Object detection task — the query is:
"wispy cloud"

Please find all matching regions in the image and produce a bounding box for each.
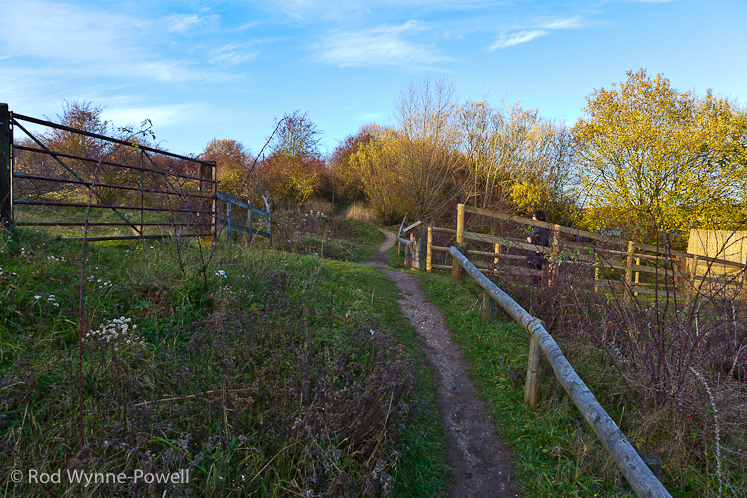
[489,30,548,51]
[209,44,259,65]
[0,0,243,84]
[487,14,588,51]
[311,20,455,68]
[543,16,585,30]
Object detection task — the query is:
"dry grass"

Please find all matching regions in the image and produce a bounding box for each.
[345,202,380,224]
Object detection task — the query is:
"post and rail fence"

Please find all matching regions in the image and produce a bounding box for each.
[409,203,747,303]
[450,247,672,498]
[216,190,272,246]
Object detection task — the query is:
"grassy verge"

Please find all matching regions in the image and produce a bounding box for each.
[0,226,447,497]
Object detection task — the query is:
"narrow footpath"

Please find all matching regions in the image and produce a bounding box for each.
[363,229,522,498]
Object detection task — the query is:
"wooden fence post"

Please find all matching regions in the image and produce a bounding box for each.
[0,104,11,228]
[676,255,688,294]
[426,225,433,271]
[410,232,418,269]
[482,288,495,324]
[494,243,501,276]
[634,257,641,297]
[226,190,232,244]
[549,224,561,284]
[625,241,635,303]
[525,331,544,408]
[451,203,465,283]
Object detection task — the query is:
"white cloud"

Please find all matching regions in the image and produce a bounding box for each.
[209,44,259,65]
[166,13,220,33]
[311,21,455,68]
[543,16,585,30]
[168,14,203,33]
[0,1,242,84]
[489,30,548,51]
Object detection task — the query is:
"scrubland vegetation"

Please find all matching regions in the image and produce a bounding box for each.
[3,68,747,496]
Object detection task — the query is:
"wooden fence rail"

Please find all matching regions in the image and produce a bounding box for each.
[449,246,672,498]
[216,191,272,246]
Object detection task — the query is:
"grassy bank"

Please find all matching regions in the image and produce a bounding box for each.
[0,224,448,497]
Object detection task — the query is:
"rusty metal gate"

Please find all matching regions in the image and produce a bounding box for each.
[0,103,216,241]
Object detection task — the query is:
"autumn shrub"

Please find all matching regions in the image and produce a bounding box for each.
[259,152,324,206]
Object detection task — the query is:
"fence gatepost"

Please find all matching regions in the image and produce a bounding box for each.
[248,201,253,244]
[200,161,217,240]
[0,104,12,228]
[426,225,433,272]
[624,241,635,303]
[451,203,465,283]
[263,191,272,247]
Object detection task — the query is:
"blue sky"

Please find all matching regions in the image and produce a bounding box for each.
[1,0,745,157]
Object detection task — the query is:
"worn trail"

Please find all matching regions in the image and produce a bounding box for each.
[363,229,521,498]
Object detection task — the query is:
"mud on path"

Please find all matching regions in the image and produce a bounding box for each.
[363,229,522,498]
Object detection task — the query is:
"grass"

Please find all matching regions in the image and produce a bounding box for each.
[416,269,744,497]
[0,223,448,497]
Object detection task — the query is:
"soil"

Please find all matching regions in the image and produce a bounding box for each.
[363,229,522,497]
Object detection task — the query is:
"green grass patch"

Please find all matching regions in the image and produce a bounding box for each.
[0,226,447,497]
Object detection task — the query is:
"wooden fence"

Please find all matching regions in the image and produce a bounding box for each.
[450,247,672,498]
[216,191,272,246]
[416,204,747,302]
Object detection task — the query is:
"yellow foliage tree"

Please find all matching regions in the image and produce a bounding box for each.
[200,139,253,196]
[351,78,465,224]
[574,69,747,245]
[460,100,576,223]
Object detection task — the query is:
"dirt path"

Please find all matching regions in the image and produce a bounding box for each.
[364,229,522,498]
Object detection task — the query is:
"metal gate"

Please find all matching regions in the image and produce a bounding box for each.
[1,103,216,241]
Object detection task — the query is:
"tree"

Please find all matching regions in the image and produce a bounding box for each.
[200,139,253,195]
[269,110,323,161]
[573,69,747,245]
[460,100,576,223]
[261,111,324,204]
[351,77,466,223]
[328,129,373,202]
